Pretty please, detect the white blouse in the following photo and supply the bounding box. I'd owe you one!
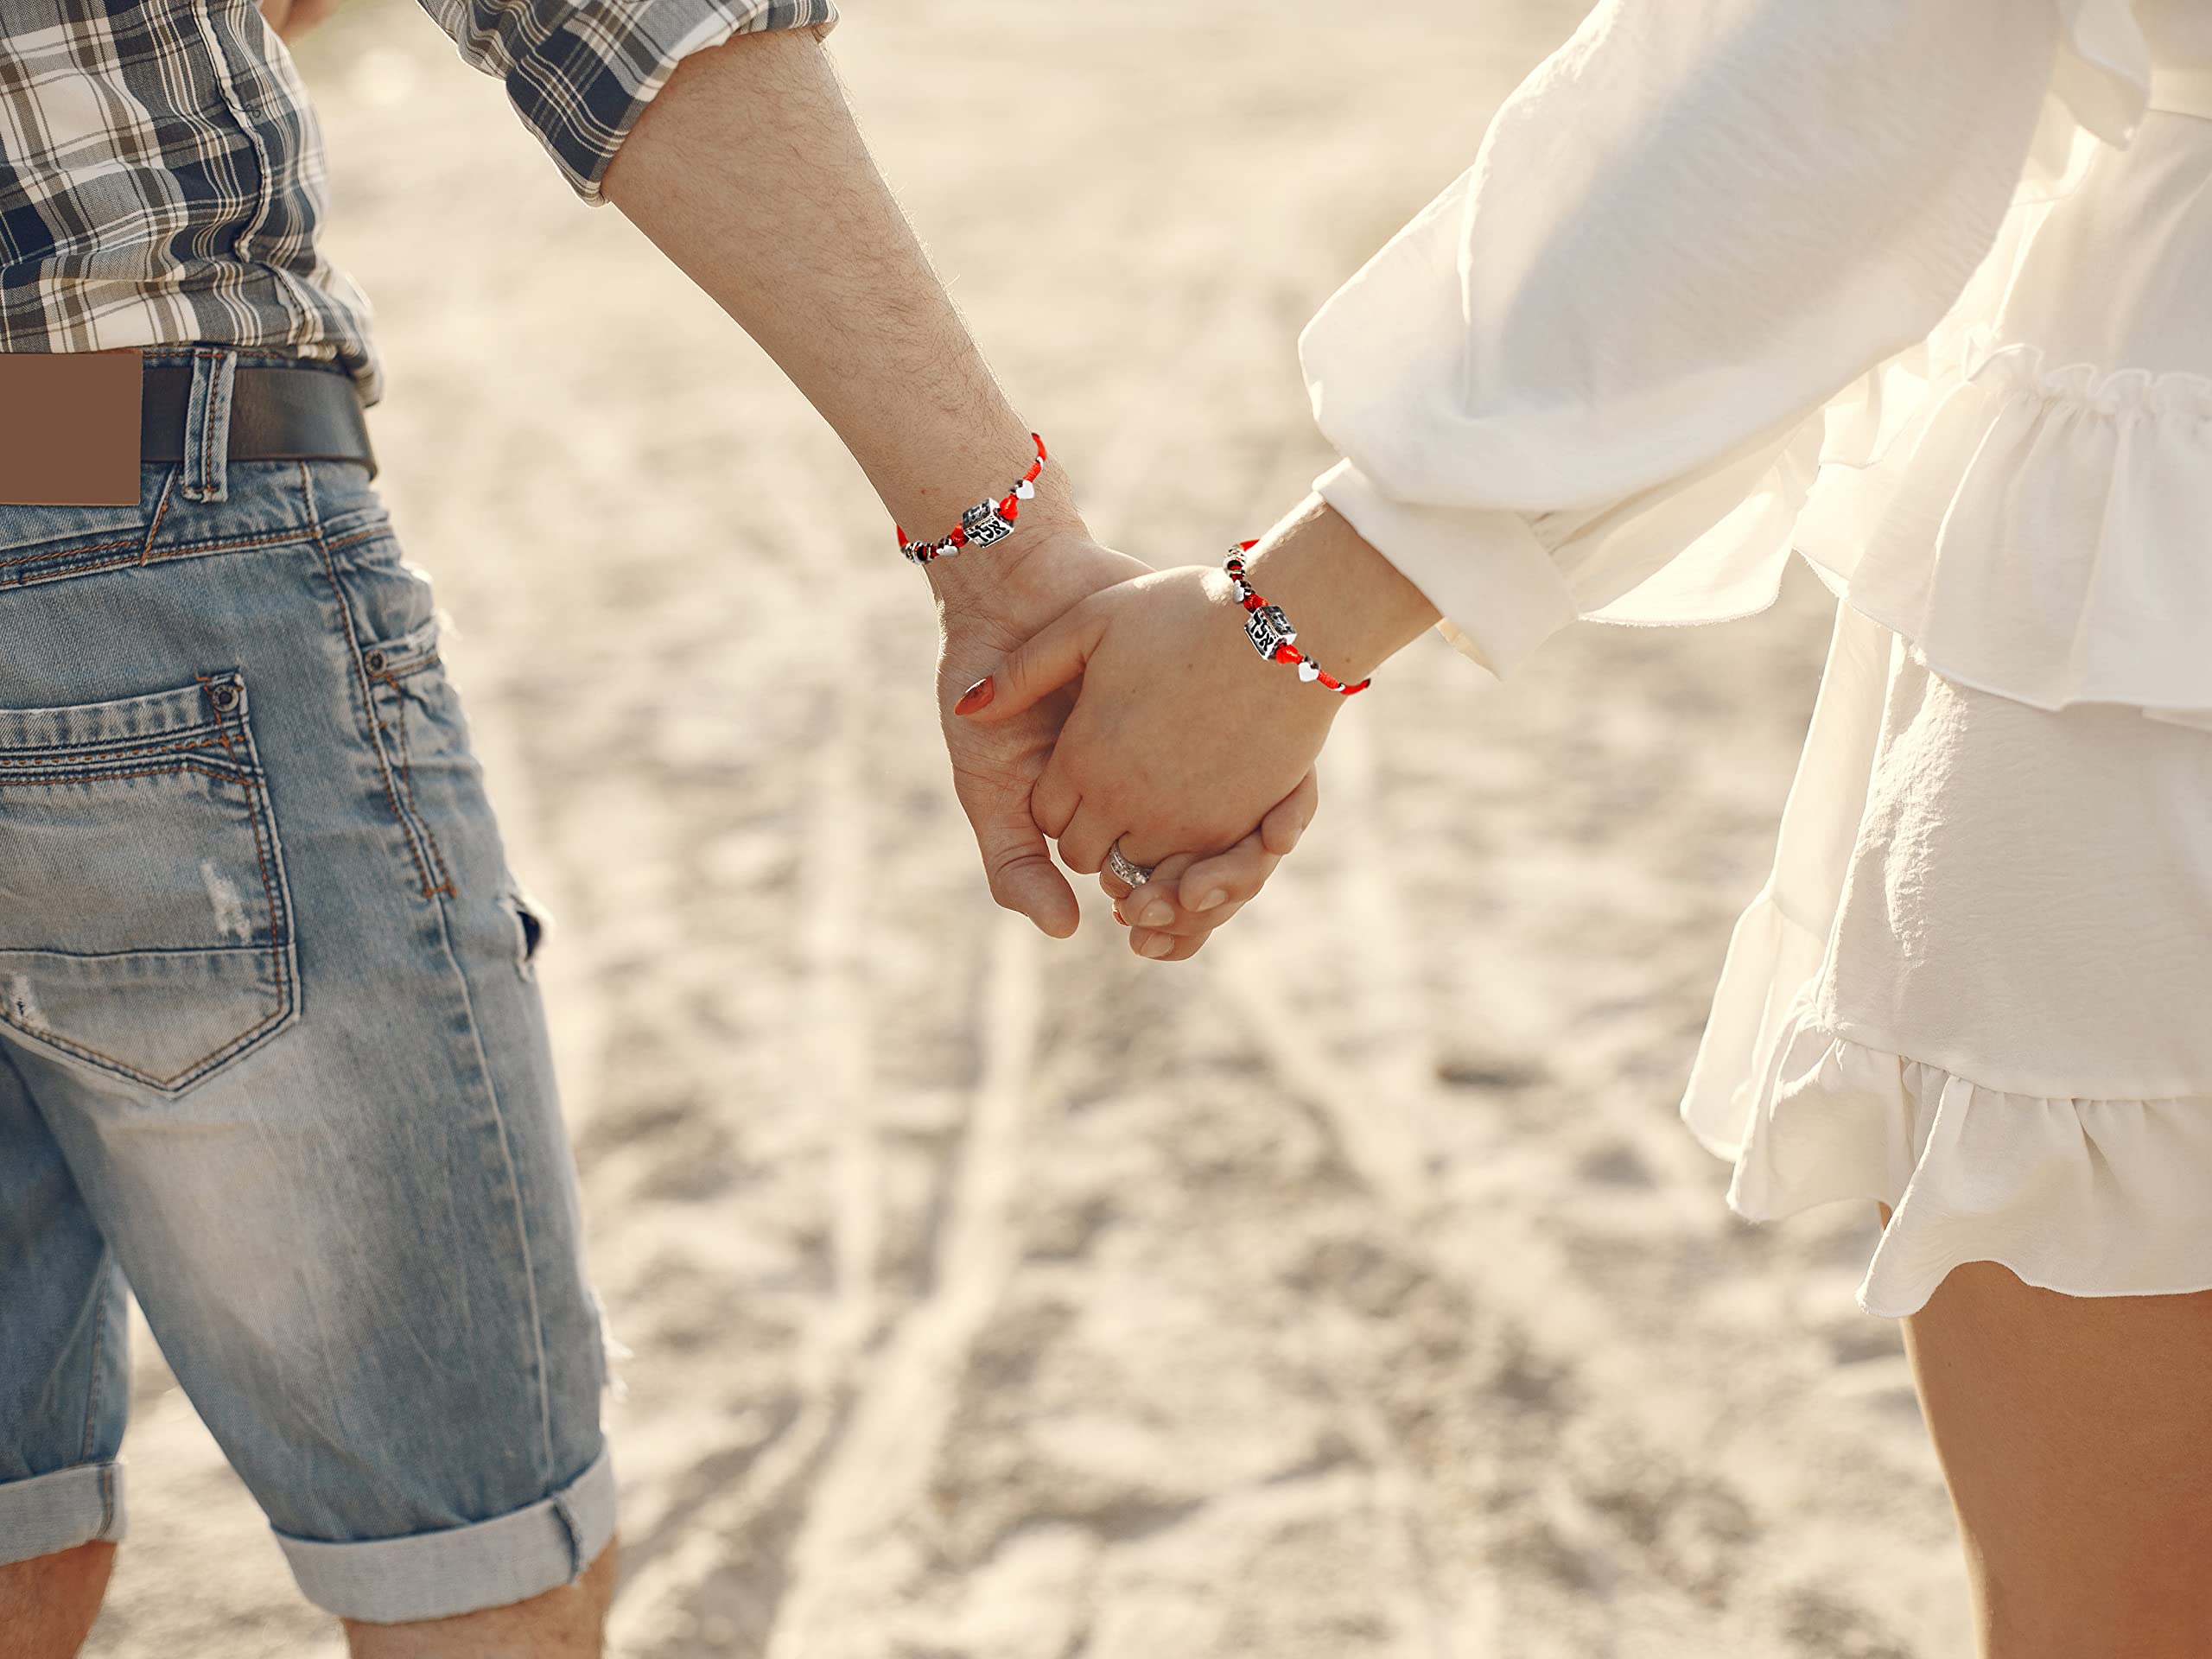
[1301,0,2212,1315]
[1303,0,2212,722]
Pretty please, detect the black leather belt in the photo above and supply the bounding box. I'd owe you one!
[140,362,378,478]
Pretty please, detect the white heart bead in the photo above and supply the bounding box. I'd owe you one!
[1298,660,1321,683]
[1015,480,1037,499]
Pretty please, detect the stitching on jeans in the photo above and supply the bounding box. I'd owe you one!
[0,734,222,766]
[195,346,217,499]
[0,750,295,1088]
[0,761,240,788]
[0,523,308,576]
[0,942,263,964]
[0,534,135,568]
[373,667,454,899]
[320,524,390,556]
[137,524,305,563]
[137,466,177,567]
[304,467,453,901]
[308,474,432,898]
[206,666,294,961]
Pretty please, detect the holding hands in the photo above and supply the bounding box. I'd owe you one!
[950,497,1440,958]
[928,514,1319,957]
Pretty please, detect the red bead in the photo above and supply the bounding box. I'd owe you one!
[950,529,967,547]
[1275,645,1300,664]
[1243,594,1263,612]
[1001,497,1020,518]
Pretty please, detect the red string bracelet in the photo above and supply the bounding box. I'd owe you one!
[1224,541,1373,696]
[896,434,1049,565]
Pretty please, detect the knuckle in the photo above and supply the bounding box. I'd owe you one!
[985,845,1047,893]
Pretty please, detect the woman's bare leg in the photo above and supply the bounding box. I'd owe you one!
[342,1538,617,1659]
[1882,1207,2212,1656]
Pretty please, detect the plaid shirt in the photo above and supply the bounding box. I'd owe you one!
[0,0,837,404]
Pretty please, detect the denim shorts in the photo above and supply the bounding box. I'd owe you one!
[0,350,611,1624]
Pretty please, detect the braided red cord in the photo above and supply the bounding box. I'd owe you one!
[1224,541,1372,696]
[896,434,1049,563]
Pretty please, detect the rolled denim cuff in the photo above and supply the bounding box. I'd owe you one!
[276,1446,617,1624]
[0,1461,127,1567]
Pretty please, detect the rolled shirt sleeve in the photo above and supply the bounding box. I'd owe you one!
[417,0,840,202]
[1300,0,2081,678]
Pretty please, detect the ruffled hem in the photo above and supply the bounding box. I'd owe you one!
[1584,10,2212,727]
[1681,898,2212,1320]
[1595,211,2212,729]
[1792,334,2212,726]
[1713,1007,2212,1319]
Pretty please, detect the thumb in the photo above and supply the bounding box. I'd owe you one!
[978,798,1082,938]
[954,600,1108,723]
[1258,769,1321,857]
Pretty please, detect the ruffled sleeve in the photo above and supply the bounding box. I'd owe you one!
[1301,0,2151,677]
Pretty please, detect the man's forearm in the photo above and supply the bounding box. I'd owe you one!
[601,28,1076,601]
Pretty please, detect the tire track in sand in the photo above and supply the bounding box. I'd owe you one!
[610,679,889,1655]
[1198,444,1931,1650]
[761,913,1044,1658]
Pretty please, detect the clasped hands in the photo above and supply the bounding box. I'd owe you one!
[933,499,1403,961]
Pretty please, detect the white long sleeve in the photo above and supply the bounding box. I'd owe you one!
[1301,0,2146,677]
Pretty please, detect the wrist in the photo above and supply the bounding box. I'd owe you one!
[915,455,1079,583]
[920,458,1085,610]
[1200,567,1349,765]
[1242,494,1440,685]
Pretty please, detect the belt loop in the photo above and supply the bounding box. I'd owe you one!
[181,346,238,503]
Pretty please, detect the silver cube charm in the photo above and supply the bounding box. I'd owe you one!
[960,500,1014,548]
[1245,604,1298,660]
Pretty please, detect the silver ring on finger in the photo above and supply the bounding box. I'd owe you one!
[1105,842,1154,889]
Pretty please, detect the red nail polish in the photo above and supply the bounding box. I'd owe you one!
[955,677,995,716]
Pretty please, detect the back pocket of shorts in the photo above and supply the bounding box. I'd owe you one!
[0,674,299,1096]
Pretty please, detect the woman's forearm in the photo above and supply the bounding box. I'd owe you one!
[1241,495,1442,685]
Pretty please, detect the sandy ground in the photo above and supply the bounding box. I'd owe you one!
[77,2,1972,1654]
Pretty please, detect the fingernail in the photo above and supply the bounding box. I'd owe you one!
[1136,901,1173,928]
[1112,909,1129,926]
[1136,933,1173,959]
[954,677,995,716]
[1195,889,1229,912]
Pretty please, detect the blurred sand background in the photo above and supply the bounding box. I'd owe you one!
[79,2,1973,1654]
